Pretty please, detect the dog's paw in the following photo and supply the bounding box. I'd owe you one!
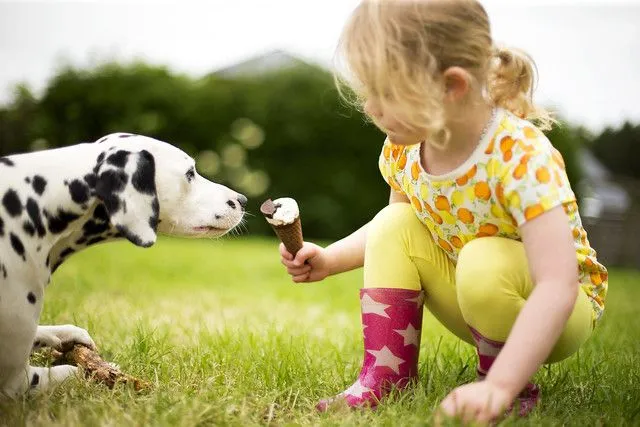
[36,324,97,352]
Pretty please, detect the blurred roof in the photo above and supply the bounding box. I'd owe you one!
[212,49,312,78]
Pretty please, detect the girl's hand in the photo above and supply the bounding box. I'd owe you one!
[280,242,332,283]
[436,381,513,425]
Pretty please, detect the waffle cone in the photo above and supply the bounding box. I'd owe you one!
[271,217,303,257]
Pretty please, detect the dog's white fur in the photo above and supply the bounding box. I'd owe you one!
[0,133,245,397]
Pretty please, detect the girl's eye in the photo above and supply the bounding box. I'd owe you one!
[185,168,195,182]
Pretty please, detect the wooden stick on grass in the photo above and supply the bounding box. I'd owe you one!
[54,344,152,392]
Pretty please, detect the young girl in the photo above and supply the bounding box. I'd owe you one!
[279,0,607,422]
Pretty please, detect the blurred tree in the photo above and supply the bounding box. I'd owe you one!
[0,60,593,240]
[590,121,640,180]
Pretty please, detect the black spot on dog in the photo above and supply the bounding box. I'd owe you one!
[27,292,36,304]
[26,198,46,238]
[0,216,4,237]
[132,150,156,195]
[44,209,80,234]
[68,179,90,204]
[0,157,14,167]
[87,236,106,246]
[3,189,22,217]
[60,247,75,260]
[30,373,39,387]
[36,245,41,252]
[45,254,50,268]
[32,176,47,196]
[118,134,134,138]
[76,237,87,245]
[97,136,109,143]
[84,173,97,189]
[149,198,159,230]
[97,152,106,164]
[10,233,25,261]
[95,170,127,215]
[98,170,127,195]
[23,221,35,237]
[51,260,63,273]
[107,150,129,168]
[83,220,109,236]
[93,204,109,222]
[24,177,31,184]
[0,263,7,279]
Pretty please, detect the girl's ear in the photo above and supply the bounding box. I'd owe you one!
[443,66,471,102]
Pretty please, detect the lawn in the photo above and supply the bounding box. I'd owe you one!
[1,236,639,426]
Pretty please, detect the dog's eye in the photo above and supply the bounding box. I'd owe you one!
[185,168,195,182]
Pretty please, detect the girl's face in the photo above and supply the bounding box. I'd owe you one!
[364,98,425,146]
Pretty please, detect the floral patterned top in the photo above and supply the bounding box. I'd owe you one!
[378,108,608,324]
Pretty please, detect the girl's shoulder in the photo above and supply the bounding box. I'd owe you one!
[490,110,566,170]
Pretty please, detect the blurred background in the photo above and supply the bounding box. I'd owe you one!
[1,0,639,267]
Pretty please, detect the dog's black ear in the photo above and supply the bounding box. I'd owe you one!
[95,149,159,247]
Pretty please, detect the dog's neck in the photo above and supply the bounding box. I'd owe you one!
[2,143,122,279]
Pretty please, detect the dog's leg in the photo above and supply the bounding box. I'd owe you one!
[1,365,80,398]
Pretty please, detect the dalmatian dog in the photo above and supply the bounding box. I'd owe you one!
[0,133,246,398]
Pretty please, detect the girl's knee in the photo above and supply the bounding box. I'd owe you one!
[456,237,529,297]
[456,237,531,337]
[368,203,422,246]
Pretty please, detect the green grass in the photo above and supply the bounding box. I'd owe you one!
[1,236,639,426]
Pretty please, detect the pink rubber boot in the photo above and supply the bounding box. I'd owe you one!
[469,326,540,417]
[316,288,425,411]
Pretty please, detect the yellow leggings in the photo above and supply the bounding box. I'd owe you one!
[364,203,593,363]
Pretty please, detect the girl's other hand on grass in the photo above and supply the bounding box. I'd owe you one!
[436,380,513,425]
[280,242,332,283]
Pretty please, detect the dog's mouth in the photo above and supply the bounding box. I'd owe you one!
[193,226,229,233]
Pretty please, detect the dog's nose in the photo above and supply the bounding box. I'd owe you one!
[237,194,248,209]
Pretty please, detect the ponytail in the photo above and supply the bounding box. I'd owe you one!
[487,46,556,131]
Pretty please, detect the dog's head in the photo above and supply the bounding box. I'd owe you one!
[94,133,246,247]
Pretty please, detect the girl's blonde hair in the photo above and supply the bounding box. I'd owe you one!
[334,0,555,147]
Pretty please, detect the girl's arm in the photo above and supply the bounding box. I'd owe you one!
[484,204,580,397]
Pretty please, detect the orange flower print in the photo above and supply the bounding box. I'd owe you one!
[435,196,451,211]
[391,145,402,160]
[513,163,528,180]
[500,136,515,162]
[411,161,420,181]
[485,137,496,155]
[495,183,506,206]
[572,228,581,239]
[456,174,469,186]
[477,223,499,237]
[474,181,492,200]
[450,236,464,249]
[383,145,391,160]
[411,196,423,213]
[438,238,453,252]
[457,208,475,224]
[524,204,544,221]
[398,151,407,169]
[424,203,443,224]
[590,272,603,286]
[455,165,477,186]
[536,166,551,183]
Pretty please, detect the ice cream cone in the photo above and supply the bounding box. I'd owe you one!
[260,198,303,257]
